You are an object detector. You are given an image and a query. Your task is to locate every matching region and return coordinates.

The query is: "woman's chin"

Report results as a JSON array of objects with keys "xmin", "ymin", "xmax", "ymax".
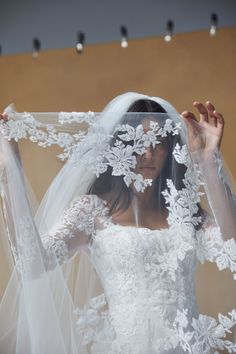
[{"xmin": 138, "ymin": 168, "xmax": 159, "ymax": 179}]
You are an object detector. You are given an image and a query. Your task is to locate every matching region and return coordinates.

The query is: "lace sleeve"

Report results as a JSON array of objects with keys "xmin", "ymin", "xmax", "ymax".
[
  {"xmin": 41, "ymin": 194, "xmax": 109, "ymax": 266},
  {"xmin": 192, "ymin": 149, "xmax": 236, "ymax": 278},
  {"xmin": 0, "ymin": 141, "xmax": 109, "ymax": 271},
  {"xmin": 195, "ymin": 223, "xmax": 236, "ymax": 280},
  {"xmin": 192, "ymin": 150, "xmax": 236, "ymax": 241}
]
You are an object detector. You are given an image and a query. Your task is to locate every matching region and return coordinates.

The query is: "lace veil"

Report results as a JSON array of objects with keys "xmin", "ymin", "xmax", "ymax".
[{"xmin": 0, "ymin": 92, "xmax": 235, "ymax": 353}]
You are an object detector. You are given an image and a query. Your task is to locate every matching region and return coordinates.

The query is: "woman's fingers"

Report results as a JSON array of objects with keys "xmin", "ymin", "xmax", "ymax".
[
  {"xmin": 193, "ymin": 101, "xmax": 209, "ymax": 123},
  {"xmin": 181, "ymin": 111, "xmax": 199, "ymax": 141},
  {"xmin": 205, "ymin": 101, "xmax": 219, "ymax": 127},
  {"xmin": 205, "ymin": 101, "xmax": 216, "ymax": 127},
  {"xmin": 205, "ymin": 101, "xmax": 224, "ymax": 128},
  {"xmin": 181, "ymin": 111, "xmax": 198, "ymax": 121},
  {"xmin": 205, "ymin": 101, "xmax": 215, "ymax": 112},
  {"xmin": 213, "ymin": 110, "xmax": 224, "ymax": 127}
]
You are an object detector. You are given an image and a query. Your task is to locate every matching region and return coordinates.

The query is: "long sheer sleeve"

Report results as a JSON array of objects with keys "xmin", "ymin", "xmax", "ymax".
[
  {"xmin": 197, "ymin": 150, "xmax": 236, "ymax": 239},
  {"xmin": 1, "ymin": 168, "xmax": 109, "ymax": 271},
  {"xmin": 0, "ymin": 136, "xmax": 109, "ymax": 275},
  {"xmin": 193, "ymin": 150, "xmax": 236, "ymax": 277},
  {"xmin": 41, "ymin": 195, "xmax": 110, "ymax": 266}
]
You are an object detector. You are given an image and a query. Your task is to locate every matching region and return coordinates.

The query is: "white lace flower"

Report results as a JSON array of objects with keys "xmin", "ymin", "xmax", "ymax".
[
  {"xmin": 173, "ymin": 309, "xmax": 236, "ymax": 353},
  {"xmin": 58, "ymin": 111, "xmax": 97, "ymax": 124},
  {"xmin": 7, "ymin": 120, "xmax": 28, "ymax": 141},
  {"xmin": 196, "ymin": 227, "xmax": 236, "ymax": 279},
  {"xmin": 106, "ymin": 142, "xmax": 136, "ymax": 175},
  {"xmin": 174, "ymin": 308, "xmax": 189, "ymax": 328},
  {"xmin": 116, "ymin": 124, "xmax": 138, "ymax": 141},
  {"xmin": 173, "ymin": 143, "xmax": 189, "ymax": 165},
  {"xmin": 132, "ymin": 174, "xmax": 153, "ymax": 192}
]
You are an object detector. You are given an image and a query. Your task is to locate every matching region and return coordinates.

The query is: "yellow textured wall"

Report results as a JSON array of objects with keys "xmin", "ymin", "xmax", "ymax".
[{"xmin": 0, "ymin": 27, "xmax": 235, "ymax": 344}]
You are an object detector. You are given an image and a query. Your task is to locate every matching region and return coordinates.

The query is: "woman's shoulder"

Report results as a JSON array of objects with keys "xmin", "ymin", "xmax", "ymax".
[{"xmin": 71, "ymin": 194, "xmax": 109, "ymax": 212}]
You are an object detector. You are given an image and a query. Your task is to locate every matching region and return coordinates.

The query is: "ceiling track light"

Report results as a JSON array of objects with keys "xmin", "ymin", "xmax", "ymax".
[
  {"xmin": 210, "ymin": 13, "xmax": 218, "ymax": 36},
  {"xmin": 76, "ymin": 32, "xmax": 85, "ymax": 54},
  {"xmin": 32, "ymin": 38, "xmax": 41, "ymax": 58},
  {"xmin": 164, "ymin": 20, "xmax": 174, "ymax": 42},
  {"xmin": 120, "ymin": 26, "xmax": 128, "ymax": 48}
]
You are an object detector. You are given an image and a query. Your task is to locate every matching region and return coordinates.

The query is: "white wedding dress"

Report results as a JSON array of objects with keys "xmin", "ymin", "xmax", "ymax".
[{"xmin": 41, "ymin": 194, "xmax": 219, "ymax": 354}]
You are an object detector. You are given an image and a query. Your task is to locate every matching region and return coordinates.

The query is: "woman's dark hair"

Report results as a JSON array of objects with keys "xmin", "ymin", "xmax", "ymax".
[{"xmin": 88, "ymin": 99, "xmax": 188, "ymax": 216}]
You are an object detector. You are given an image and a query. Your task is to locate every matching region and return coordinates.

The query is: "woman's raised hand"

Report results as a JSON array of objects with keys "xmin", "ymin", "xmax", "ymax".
[{"xmin": 181, "ymin": 101, "xmax": 224, "ymax": 156}]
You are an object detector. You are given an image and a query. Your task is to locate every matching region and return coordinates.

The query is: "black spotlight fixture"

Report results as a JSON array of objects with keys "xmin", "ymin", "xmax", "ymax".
[
  {"xmin": 164, "ymin": 20, "xmax": 174, "ymax": 42},
  {"xmin": 120, "ymin": 26, "xmax": 128, "ymax": 48},
  {"xmin": 76, "ymin": 32, "xmax": 85, "ymax": 54},
  {"xmin": 210, "ymin": 13, "xmax": 218, "ymax": 36},
  {"xmin": 32, "ymin": 37, "xmax": 41, "ymax": 58}
]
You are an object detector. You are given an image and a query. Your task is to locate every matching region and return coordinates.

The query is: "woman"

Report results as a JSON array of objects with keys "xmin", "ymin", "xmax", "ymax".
[{"xmin": 0, "ymin": 92, "xmax": 235, "ymax": 353}]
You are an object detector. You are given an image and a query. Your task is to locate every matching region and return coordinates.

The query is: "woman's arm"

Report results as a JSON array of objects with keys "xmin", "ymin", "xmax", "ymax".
[
  {"xmin": 41, "ymin": 195, "xmax": 109, "ymax": 267},
  {"xmin": 181, "ymin": 101, "xmax": 236, "ymax": 240},
  {"xmin": 194, "ymin": 150, "xmax": 236, "ymax": 240},
  {"xmin": 0, "ymin": 113, "xmax": 108, "ymax": 272}
]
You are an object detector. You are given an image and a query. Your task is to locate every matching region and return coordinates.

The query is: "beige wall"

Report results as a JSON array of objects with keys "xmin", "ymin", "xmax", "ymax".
[
  {"xmin": 0, "ymin": 26, "xmax": 235, "ymax": 173},
  {"xmin": 0, "ymin": 27, "xmax": 235, "ymax": 345}
]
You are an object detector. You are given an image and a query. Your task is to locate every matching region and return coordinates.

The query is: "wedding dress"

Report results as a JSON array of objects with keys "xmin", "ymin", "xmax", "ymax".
[
  {"xmin": 43, "ymin": 193, "xmax": 199, "ymax": 353},
  {"xmin": 0, "ymin": 92, "xmax": 235, "ymax": 354}
]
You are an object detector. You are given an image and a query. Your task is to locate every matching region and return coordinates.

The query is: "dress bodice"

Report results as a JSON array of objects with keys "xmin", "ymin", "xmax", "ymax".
[
  {"xmin": 41, "ymin": 194, "xmax": 233, "ymax": 353},
  {"xmin": 89, "ymin": 224, "xmax": 198, "ymax": 307},
  {"xmin": 85, "ymin": 224, "xmax": 200, "ymax": 353}
]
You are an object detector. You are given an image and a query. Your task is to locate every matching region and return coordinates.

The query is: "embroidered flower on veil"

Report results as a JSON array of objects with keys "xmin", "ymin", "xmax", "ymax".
[
  {"xmin": 0, "ymin": 113, "xmax": 181, "ymax": 192},
  {"xmin": 173, "ymin": 308, "xmax": 236, "ymax": 353}
]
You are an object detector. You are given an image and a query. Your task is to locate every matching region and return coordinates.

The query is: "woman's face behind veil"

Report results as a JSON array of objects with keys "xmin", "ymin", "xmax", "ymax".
[{"xmin": 133, "ymin": 117, "xmax": 169, "ymax": 180}]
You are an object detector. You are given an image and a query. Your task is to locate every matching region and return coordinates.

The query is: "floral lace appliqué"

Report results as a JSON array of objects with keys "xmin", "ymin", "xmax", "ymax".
[
  {"xmin": 42, "ymin": 195, "xmax": 110, "ymax": 265},
  {"xmin": 173, "ymin": 308, "xmax": 236, "ymax": 353}
]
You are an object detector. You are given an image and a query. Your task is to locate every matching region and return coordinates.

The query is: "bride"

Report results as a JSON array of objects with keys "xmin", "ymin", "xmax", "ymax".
[{"xmin": 0, "ymin": 92, "xmax": 235, "ymax": 353}]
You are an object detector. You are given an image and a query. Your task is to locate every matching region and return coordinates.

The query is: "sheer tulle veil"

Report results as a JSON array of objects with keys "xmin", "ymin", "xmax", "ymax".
[{"xmin": 0, "ymin": 92, "xmax": 235, "ymax": 353}]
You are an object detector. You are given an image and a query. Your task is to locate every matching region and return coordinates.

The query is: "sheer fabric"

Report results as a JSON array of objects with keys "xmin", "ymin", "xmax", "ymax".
[{"xmin": 0, "ymin": 92, "xmax": 235, "ymax": 354}]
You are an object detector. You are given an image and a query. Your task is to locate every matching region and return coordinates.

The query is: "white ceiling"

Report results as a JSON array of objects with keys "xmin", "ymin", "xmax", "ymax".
[{"xmin": 1, "ymin": 0, "xmax": 236, "ymax": 56}]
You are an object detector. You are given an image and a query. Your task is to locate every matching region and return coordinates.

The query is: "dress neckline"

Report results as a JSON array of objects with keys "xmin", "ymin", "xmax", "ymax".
[
  {"xmin": 109, "ymin": 221, "xmax": 170, "ymax": 233},
  {"xmin": 97, "ymin": 194, "xmax": 170, "ymax": 233}
]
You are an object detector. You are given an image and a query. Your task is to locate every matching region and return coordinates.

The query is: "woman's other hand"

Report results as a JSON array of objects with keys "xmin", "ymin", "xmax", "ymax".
[
  {"xmin": 0, "ymin": 112, "xmax": 20, "ymax": 154},
  {"xmin": 0, "ymin": 113, "xmax": 8, "ymax": 122}
]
